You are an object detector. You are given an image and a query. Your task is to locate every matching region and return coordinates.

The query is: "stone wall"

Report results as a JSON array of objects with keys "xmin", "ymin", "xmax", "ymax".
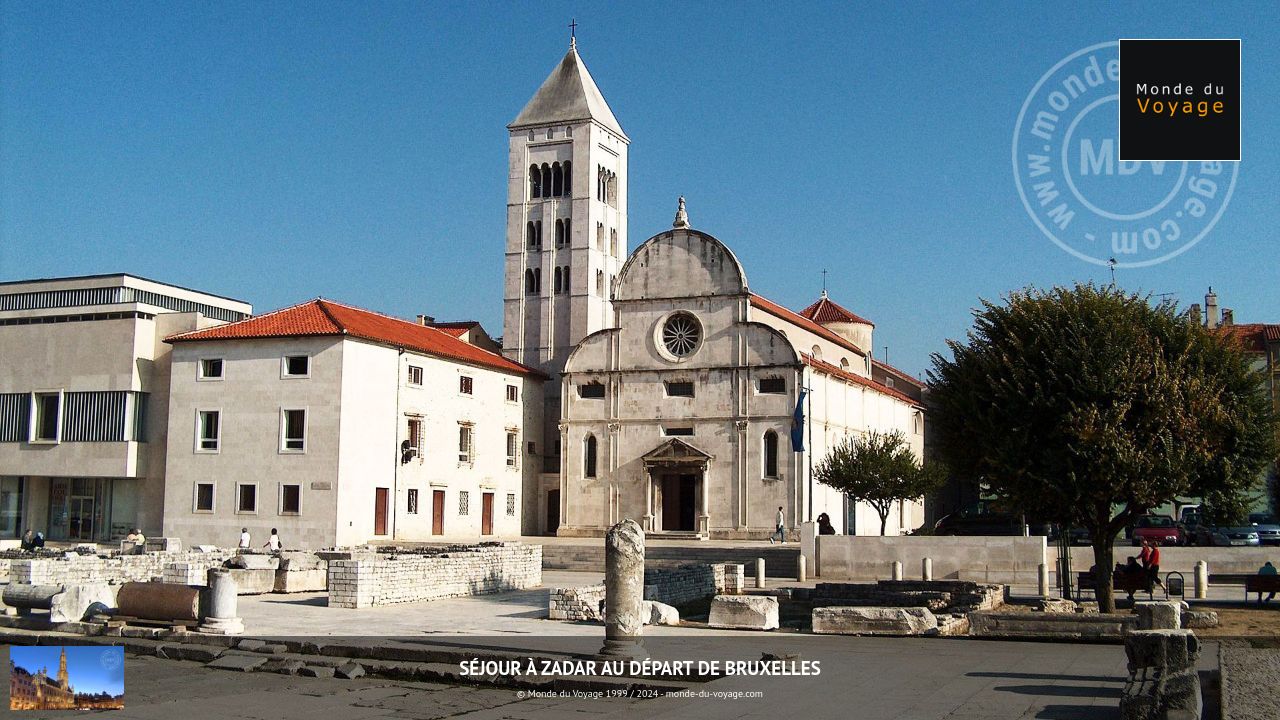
[
  {"xmin": 549, "ymin": 563, "xmax": 742, "ymax": 621},
  {"xmin": 812, "ymin": 535, "xmax": 1047, "ymax": 585},
  {"xmin": 10, "ymin": 550, "xmax": 237, "ymax": 586},
  {"xmin": 327, "ymin": 543, "xmax": 542, "ymax": 609}
]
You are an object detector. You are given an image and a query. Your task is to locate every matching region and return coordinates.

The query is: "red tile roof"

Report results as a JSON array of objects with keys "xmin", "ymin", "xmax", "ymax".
[
  {"xmin": 426, "ymin": 321, "xmax": 480, "ymax": 339},
  {"xmin": 749, "ymin": 293, "xmax": 867, "ymax": 358},
  {"xmin": 799, "ymin": 295, "xmax": 874, "ymax": 327},
  {"xmin": 871, "ymin": 358, "xmax": 926, "ymax": 389},
  {"xmin": 1220, "ymin": 323, "xmax": 1280, "ymax": 353},
  {"xmin": 167, "ymin": 299, "xmax": 545, "ymax": 379},
  {"xmin": 801, "ymin": 353, "xmax": 924, "ymax": 409}
]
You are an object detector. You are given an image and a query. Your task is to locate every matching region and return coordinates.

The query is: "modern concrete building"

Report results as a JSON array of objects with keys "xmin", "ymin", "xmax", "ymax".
[
  {"xmin": 162, "ymin": 299, "xmax": 545, "ymax": 548},
  {"xmin": 555, "ymin": 212, "xmax": 927, "ymax": 539},
  {"xmin": 0, "ymin": 274, "xmax": 251, "ymax": 542}
]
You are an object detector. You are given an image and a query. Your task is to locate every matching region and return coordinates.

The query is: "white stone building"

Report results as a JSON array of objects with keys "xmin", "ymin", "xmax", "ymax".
[
  {"xmin": 504, "ymin": 44, "xmax": 927, "ymax": 538},
  {"xmin": 161, "ymin": 299, "xmax": 545, "ymax": 548},
  {"xmin": 0, "ymin": 274, "xmax": 251, "ymax": 542}
]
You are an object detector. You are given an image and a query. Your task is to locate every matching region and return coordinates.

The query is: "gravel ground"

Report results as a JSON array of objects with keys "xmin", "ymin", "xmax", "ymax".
[{"xmin": 1220, "ymin": 646, "xmax": 1280, "ymax": 720}]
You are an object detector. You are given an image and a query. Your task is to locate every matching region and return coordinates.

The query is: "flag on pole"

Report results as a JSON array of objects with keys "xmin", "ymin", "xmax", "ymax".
[{"xmin": 790, "ymin": 389, "xmax": 807, "ymax": 451}]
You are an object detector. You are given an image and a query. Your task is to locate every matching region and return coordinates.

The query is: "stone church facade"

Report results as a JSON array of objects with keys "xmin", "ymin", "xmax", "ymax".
[{"xmin": 505, "ymin": 43, "xmax": 925, "ymax": 538}]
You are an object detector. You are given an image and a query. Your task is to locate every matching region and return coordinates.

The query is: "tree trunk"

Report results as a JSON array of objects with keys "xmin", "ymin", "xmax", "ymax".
[
  {"xmin": 1092, "ymin": 535, "xmax": 1116, "ymax": 613},
  {"xmin": 878, "ymin": 511, "xmax": 889, "ymax": 536}
]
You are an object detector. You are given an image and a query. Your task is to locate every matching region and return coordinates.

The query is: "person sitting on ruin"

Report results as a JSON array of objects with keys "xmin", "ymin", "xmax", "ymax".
[
  {"xmin": 20, "ymin": 529, "xmax": 35, "ymax": 552},
  {"xmin": 124, "ymin": 528, "xmax": 146, "ymax": 554},
  {"xmin": 817, "ymin": 512, "xmax": 836, "ymax": 535},
  {"xmin": 238, "ymin": 528, "xmax": 251, "ymax": 549},
  {"xmin": 1258, "ymin": 561, "xmax": 1278, "ymax": 604},
  {"xmin": 263, "ymin": 528, "xmax": 282, "ymax": 552},
  {"xmin": 32, "ymin": 531, "xmax": 45, "ymax": 549}
]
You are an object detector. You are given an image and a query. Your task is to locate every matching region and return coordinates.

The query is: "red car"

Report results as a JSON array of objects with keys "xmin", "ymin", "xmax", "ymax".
[{"xmin": 1131, "ymin": 515, "xmax": 1185, "ymax": 546}]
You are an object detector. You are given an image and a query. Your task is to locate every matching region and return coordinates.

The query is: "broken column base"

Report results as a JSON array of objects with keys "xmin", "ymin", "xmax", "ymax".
[
  {"xmin": 197, "ymin": 616, "xmax": 244, "ymax": 635},
  {"xmin": 597, "ymin": 638, "xmax": 648, "ymax": 660}
]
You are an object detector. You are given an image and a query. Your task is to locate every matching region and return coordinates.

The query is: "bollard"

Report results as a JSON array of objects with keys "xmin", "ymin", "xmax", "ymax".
[
  {"xmin": 1194, "ymin": 561, "xmax": 1208, "ymax": 600},
  {"xmin": 599, "ymin": 519, "xmax": 647, "ymax": 659},
  {"xmin": 797, "ymin": 554, "xmax": 807, "ymax": 583},
  {"xmin": 755, "ymin": 558, "xmax": 766, "ymax": 589},
  {"xmin": 922, "ymin": 557, "xmax": 933, "ymax": 582},
  {"xmin": 891, "ymin": 561, "xmax": 903, "ymax": 581},
  {"xmin": 1038, "ymin": 563, "xmax": 1050, "ymax": 599},
  {"xmin": 198, "ymin": 568, "xmax": 244, "ymax": 635}
]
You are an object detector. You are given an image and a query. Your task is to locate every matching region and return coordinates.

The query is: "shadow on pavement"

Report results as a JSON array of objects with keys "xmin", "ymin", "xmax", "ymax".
[
  {"xmin": 968, "ymin": 671, "xmax": 1121, "ymax": 683},
  {"xmin": 994, "ymin": 684, "xmax": 1123, "ymax": 698}
]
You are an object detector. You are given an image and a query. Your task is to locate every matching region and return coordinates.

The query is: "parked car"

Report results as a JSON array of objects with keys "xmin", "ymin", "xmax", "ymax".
[
  {"xmin": 1131, "ymin": 515, "xmax": 1186, "ymax": 546},
  {"xmin": 1194, "ymin": 523, "xmax": 1261, "ymax": 547},
  {"xmin": 1248, "ymin": 513, "xmax": 1280, "ymax": 546},
  {"xmin": 1049, "ymin": 525, "xmax": 1093, "ymax": 545},
  {"xmin": 933, "ymin": 501, "xmax": 1052, "ymax": 536},
  {"xmin": 1181, "ymin": 511, "xmax": 1204, "ymax": 544}
]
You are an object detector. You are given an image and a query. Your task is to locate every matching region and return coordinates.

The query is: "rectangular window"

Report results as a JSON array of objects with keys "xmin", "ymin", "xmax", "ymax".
[
  {"xmin": 506, "ymin": 384, "xmax": 519, "ymax": 402},
  {"xmin": 458, "ymin": 424, "xmax": 473, "ymax": 464},
  {"xmin": 578, "ymin": 382, "xmax": 605, "ymax": 399},
  {"xmin": 458, "ymin": 490, "xmax": 470, "ymax": 516},
  {"xmin": 236, "ymin": 483, "xmax": 257, "ymax": 513},
  {"xmin": 283, "ymin": 355, "xmax": 310, "ymax": 378},
  {"xmin": 405, "ymin": 416, "xmax": 423, "ymax": 461},
  {"xmin": 665, "ymin": 381, "xmax": 695, "ymax": 398},
  {"xmin": 407, "ymin": 365, "xmax": 423, "ymax": 386},
  {"xmin": 507, "ymin": 493, "xmax": 516, "ymax": 516},
  {"xmin": 280, "ymin": 484, "xmax": 301, "ymax": 515},
  {"xmin": 197, "ymin": 410, "xmax": 220, "ymax": 452},
  {"xmin": 194, "ymin": 482, "xmax": 215, "ymax": 513},
  {"xmin": 407, "ymin": 488, "xmax": 419, "ymax": 514},
  {"xmin": 527, "ymin": 440, "xmax": 536, "ymax": 455},
  {"xmin": 885, "ymin": 377, "xmax": 896, "ymax": 389},
  {"xmin": 459, "ymin": 376, "xmax": 474, "ymax": 395},
  {"xmin": 281, "ymin": 409, "xmax": 306, "ymax": 452},
  {"xmin": 199, "ymin": 358, "xmax": 224, "ymax": 380},
  {"xmin": 663, "ymin": 427, "xmax": 694, "ymax": 437},
  {"xmin": 757, "ymin": 377, "xmax": 786, "ymax": 394},
  {"xmin": 506, "ymin": 431, "xmax": 518, "ymax": 467},
  {"xmin": 32, "ymin": 392, "xmax": 60, "ymax": 442}
]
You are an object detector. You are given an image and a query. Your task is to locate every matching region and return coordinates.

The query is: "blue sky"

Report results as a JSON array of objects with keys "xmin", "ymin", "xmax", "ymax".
[
  {"xmin": 2, "ymin": 1, "xmax": 1276, "ymax": 378},
  {"xmin": 10, "ymin": 645, "xmax": 125, "ymax": 696}
]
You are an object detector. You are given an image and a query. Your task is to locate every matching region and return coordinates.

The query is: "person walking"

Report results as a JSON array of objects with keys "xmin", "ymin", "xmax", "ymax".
[
  {"xmin": 769, "ymin": 506, "xmax": 786, "ymax": 544},
  {"xmin": 1139, "ymin": 538, "xmax": 1163, "ymax": 589}
]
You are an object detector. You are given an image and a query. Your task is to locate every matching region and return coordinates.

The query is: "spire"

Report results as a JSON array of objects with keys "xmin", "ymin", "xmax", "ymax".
[
  {"xmin": 672, "ymin": 196, "xmax": 689, "ymax": 228},
  {"xmin": 509, "ymin": 43, "xmax": 627, "ymax": 140}
]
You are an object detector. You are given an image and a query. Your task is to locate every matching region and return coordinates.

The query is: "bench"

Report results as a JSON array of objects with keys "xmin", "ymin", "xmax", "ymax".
[
  {"xmin": 1076, "ymin": 571, "xmax": 1154, "ymax": 601},
  {"xmin": 1244, "ymin": 575, "xmax": 1280, "ymax": 602}
]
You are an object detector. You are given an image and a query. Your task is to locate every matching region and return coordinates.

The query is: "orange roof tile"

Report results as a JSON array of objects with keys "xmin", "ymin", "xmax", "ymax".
[
  {"xmin": 871, "ymin": 358, "xmax": 926, "ymax": 389},
  {"xmin": 167, "ymin": 299, "xmax": 545, "ymax": 379},
  {"xmin": 799, "ymin": 295, "xmax": 874, "ymax": 326},
  {"xmin": 802, "ymin": 353, "xmax": 924, "ymax": 408},
  {"xmin": 1220, "ymin": 323, "xmax": 1280, "ymax": 353},
  {"xmin": 749, "ymin": 293, "xmax": 867, "ymax": 358},
  {"xmin": 426, "ymin": 321, "xmax": 480, "ymax": 338}
]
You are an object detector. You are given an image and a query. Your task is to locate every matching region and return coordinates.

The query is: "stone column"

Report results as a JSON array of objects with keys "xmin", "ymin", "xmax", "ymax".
[
  {"xmin": 1038, "ymin": 563, "xmax": 1050, "ymax": 599},
  {"xmin": 599, "ymin": 519, "xmax": 646, "ymax": 659},
  {"xmin": 797, "ymin": 554, "xmax": 807, "ymax": 583},
  {"xmin": 198, "ymin": 568, "xmax": 244, "ymax": 635},
  {"xmin": 922, "ymin": 558, "xmax": 933, "ymax": 581},
  {"xmin": 891, "ymin": 561, "xmax": 903, "ymax": 581},
  {"xmin": 1194, "ymin": 561, "xmax": 1208, "ymax": 599},
  {"xmin": 755, "ymin": 558, "xmax": 766, "ymax": 588}
]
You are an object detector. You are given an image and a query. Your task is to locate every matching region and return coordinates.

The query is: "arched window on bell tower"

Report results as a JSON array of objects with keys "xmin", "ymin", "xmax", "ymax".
[
  {"xmin": 552, "ymin": 163, "xmax": 563, "ymax": 197},
  {"xmin": 584, "ymin": 434, "xmax": 598, "ymax": 478},
  {"xmin": 541, "ymin": 164, "xmax": 552, "ymax": 197},
  {"xmin": 553, "ymin": 267, "xmax": 562, "ymax": 294},
  {"xmin": 529, "ymin": 165, "xmax": 541, "ymax": 199},
  {"xmin": 563, "ymin": 160, "xmax": 571, "ymax": 194}
]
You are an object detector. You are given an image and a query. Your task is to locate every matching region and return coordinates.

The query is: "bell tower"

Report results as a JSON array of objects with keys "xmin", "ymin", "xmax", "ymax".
[{"xmin": 503, "ymin": 39, "xmax": 629, "ymax": 474}]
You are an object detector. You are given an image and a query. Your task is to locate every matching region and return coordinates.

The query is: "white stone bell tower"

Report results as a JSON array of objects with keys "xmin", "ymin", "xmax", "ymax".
[{"xmin": 503, "ymin": 39, "xmax": 629, "ymax": 472}]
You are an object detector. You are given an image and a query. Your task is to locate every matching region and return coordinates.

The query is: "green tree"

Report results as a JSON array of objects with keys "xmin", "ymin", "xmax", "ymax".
[
  {"xmin": 815, "ymin": 430, "xmax": 945, "ymax": 536},
  {"xmin": 929, "ymin": 284, "xmax": 1276, "ymax": 612}
]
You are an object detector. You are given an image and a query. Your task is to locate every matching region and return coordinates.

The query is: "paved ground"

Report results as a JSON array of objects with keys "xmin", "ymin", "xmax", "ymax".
[{"xmin": 11, "ymin": 637, "xmax": 1191, "ymax": 720}]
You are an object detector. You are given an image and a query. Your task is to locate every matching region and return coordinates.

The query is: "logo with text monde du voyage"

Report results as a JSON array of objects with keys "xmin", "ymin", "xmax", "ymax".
[{"xmin": 1013, "ymin": 41, "xmax": 1239, "ymax": 268}]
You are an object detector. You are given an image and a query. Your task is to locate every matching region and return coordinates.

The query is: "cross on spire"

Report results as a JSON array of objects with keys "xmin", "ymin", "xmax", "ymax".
[
  {"xmin": 820, "ymin": 269, "xmax": 828, "ymax": 299},
  {"xmin": 569, "ymin": 18, "xmax": 577, "ymax": 49}
]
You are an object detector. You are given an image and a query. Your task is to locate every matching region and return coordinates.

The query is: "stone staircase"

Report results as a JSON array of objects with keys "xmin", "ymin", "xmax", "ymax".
[{"xmin": 541, "ymin": 543, "xmax": 800, "ymax": 578}]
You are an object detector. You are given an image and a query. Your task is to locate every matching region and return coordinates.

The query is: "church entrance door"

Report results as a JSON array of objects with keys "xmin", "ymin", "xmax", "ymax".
[{"xmin": 660, "ymin": 474, "xmax": 698, "ymax": 532}]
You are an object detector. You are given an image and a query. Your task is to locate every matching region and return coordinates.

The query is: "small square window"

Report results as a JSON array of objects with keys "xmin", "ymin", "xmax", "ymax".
[
  {"xmin": 757, "ymin": 377, "xmax": 786, "ymax": 394},
  {"xmin": 459, "ymin": 376, "xmax": 474, "ymax": 395},
  {"xmin": 281, "ymin": 409, "xmax": 306, "ymax": 452},
  {"xmin": 527, "ymin": 441, "xmax": 537, "ymax": 455},
  {"xmin": 236, "ymin": 483, "xmax": 257, "ymax": 513},
  {"xmin": 506, "ymin": 493, "xmax": 517, "ymax": 516},
  {"xmin": 578, "ymin": 382, "xmax": 605, "ymax": 399},
  {"xmin": 197, "ymin": 410, "xmax": 220, "ymax": 452},
  {"xmin": 194, "ymin": 483, "xmax": 215, "ymax": 512},
  {"xmin": 506, "ymin": 384, "xmax": 519, "ymax": 402},
  {"xmin": 458, "ymin": 490, "xmax": 470, "ymax": 516},
  {"xmin": 199, "ymin": 358, "xmax": 224, "ymax": 380},
  {"xmin": 408, "ymin": 365, "xmax": 423, "ymax": 386},
  {"xmin": 283, "ymin": 355, "xmax": 310, "ymax": 377},
  {"xmin": 665, "ymin": 381, "xmax": 694, "ymax": 398}
]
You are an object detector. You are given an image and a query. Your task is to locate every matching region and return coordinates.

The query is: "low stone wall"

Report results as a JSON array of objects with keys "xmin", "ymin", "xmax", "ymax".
[
  {"xmin": 10, "ymin": 550, "xmax": 238, "ymax": 586},
  {"xmin": 802, "ymin": 580, "xmax": 1004, "ymax": 613},
  {"xmin": 548, "ymin": 585, "xmax": 606, "ymax": 621},
  {"xmin": 812, "ymin": 535, "xmax": 1047, "ymax": 585},
  {"xmin": 969, "ymin": 610, "xmax": 1138, "ymax": 641},
  {"xmin": 327, "ymin": 543, "xmax": 542, "ymax": 609}
]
